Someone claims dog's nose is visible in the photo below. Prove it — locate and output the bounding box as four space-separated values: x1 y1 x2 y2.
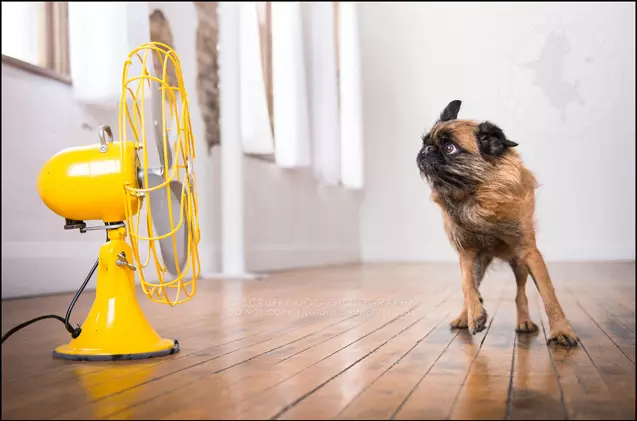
424 145 435 155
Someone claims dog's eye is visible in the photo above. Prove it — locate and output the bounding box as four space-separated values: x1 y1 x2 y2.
443 143 457 154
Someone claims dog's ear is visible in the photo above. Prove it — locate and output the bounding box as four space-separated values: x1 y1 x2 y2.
476 121 518 157
439 100 462 122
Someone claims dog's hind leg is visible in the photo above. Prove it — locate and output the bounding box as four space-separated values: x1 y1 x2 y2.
522 246 578 347
510 257 539 333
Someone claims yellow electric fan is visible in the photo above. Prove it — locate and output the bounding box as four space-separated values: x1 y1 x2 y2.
36 42 200 361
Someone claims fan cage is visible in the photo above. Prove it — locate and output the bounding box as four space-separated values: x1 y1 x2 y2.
118 42 200 306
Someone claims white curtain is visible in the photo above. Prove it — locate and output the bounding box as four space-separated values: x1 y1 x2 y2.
68 2 150 107
239 2 274 156
302 2 341 186
271 2 311 168
269 2 363 188
337 2 364 190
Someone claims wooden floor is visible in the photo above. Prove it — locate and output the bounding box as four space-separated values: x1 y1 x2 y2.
1 262 635 420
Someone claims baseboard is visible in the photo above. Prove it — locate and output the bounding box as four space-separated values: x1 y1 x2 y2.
1 241 362 298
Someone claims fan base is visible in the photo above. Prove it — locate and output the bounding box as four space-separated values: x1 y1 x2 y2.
53 340 179 361
51 227 180 362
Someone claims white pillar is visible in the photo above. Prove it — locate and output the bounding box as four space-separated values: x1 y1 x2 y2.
218 2 247 276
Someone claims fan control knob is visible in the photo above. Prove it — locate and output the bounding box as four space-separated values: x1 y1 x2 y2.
116 252 136 271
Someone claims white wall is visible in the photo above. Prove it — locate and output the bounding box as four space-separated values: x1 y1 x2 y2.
359 2 636 262
1 63 113 297
1 2 361 299
244 159 361 272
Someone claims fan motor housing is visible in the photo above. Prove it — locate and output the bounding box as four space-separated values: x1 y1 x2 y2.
37 141 141 223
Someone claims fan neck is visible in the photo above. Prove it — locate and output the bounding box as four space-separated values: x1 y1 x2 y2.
107 227 127 242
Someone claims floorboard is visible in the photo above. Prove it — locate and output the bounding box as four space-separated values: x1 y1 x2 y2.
1 262 634 420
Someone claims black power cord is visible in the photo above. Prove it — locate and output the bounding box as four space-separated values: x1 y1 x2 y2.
1 227 117 345
1 258 99 345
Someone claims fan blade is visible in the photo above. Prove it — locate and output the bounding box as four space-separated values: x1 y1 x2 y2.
150 73 175 171
146 173 188 276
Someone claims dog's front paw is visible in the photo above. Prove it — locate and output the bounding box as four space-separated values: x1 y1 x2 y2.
547 324 579 348
467 306 488 335
450 312 468 329
516 319 539 333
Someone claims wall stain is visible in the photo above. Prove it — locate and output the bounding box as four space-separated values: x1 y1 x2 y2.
521 32 585 122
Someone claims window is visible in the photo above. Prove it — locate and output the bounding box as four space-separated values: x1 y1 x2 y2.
333 1 341 111
254 2 341 132
256 2 273 135
1 1 71 83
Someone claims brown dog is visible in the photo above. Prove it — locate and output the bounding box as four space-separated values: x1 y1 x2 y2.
416 100 578 347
